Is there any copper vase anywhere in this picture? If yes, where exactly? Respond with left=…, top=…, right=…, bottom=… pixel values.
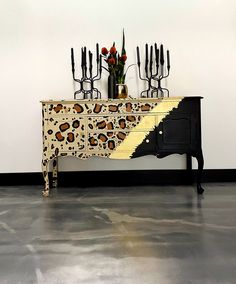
left=116, top=84, right=128, bottom=99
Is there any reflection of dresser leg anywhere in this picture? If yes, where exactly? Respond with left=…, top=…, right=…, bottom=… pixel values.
left=52, top=158, right=58, bottom=188
left=195, top=149, right=204, bottom=194
left=42, top=159, right=50, bottom=197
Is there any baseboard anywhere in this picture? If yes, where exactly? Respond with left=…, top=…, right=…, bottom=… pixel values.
left=0, top=169, right=235, bottom=187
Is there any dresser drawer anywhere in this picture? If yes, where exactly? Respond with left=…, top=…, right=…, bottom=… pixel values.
left=87, top=131, right=128, bottom=152
left=44, top=117, right=86, bottom=152
left=87, top=115, right=157, bottom=132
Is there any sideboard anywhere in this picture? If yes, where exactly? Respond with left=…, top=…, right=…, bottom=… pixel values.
left=41, top=96, right=204, bottom=196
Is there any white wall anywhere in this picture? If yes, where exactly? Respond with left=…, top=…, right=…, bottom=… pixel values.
left=0, top=0, right=236, bottom=173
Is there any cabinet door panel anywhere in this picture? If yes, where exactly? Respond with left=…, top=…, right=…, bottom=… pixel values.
left=162, top=118, right=191, bottom=144
left=157, top=114, right=195, bottom=151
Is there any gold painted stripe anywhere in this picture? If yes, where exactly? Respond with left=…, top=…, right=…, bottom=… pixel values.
left=109, top=97, right=184, bottom=159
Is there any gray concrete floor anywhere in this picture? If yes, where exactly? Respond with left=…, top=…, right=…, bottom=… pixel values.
left=0, top=183, right=236, bottom=284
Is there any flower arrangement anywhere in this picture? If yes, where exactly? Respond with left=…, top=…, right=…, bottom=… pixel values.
left=101, top=30, right=128, bottom=84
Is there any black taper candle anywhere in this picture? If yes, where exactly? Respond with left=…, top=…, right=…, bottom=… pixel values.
left=84, top=47, right=87, bottom=66
left=81, top=47, right=85, bottom=77
left=89, top=51, right=93, bottom=77
left=84, top=47, right=87, bottom=77
left=160, top=44, right=164, bottom=65
left=89, top=51, right=92, bottom=69
left=145, top=43, right=149, bottom=71
left=136, top=46, right=140, bottom=66
left=71, top=48, right=75, bottom=73
left=81, top=47, right=84, bottom=67
left=154, top=43, right=159, bottom=75
left=150, top=45, right=153, bottom=73
left=96, top=43, right=99, bottom=63
left=154, top=43, right=158, bottom=65
left=167, top=50, right=170, bottom=70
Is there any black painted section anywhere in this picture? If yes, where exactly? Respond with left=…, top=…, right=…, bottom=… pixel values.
left=0, top=169, right=235, bottom=187
left=131, top=97, right=204, bottom=193
left=132, top=97, right=202, bottom=158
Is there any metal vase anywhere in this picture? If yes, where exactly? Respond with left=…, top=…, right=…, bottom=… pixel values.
left=116, top=84, right=128, bottom=99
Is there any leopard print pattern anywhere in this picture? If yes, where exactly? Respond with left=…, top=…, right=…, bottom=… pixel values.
left=41, top=98, right=184, bottom=195
left=42, top=100, right=163, bottom=161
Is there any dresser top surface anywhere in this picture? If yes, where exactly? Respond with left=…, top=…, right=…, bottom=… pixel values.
left=41, top=96, right=202, bottom=104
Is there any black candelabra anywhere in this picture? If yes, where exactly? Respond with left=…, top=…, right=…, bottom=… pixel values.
left=136, top=43, right=170, bottom=98
left=71, top=43, right=102, bottom=99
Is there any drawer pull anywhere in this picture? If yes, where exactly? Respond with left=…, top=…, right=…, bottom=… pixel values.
left=159, top=131, right=163, bottom=135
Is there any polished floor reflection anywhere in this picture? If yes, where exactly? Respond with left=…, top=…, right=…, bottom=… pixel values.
left=0, top=183, right=236, bottom=284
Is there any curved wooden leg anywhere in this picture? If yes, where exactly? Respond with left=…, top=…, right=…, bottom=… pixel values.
left=195, top=149, right=204, bottom=194
left=52, top=158, right=58, bottom=188
left=42, top=159, right=50, bottom=197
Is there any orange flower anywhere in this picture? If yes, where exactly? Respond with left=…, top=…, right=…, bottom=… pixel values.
left=101, top=47, right=108, bottom=55
left=120, top=54, right=127, bottom=62
left=110, top=46, right=116, bottom=54
left=107, top=57, right=116, bottom=65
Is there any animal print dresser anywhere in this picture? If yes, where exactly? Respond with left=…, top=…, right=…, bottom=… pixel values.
left=41, top=97, right=204, bottom=196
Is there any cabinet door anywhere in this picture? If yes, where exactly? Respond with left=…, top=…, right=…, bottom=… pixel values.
left=157, top=114, right=197, bottom=152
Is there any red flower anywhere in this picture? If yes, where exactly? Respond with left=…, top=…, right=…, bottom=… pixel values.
left=109, top=46, right=116, bottom=54
left=107, top=57, right=116, bottom=65
left=120, top=54, right=127, bottom=62
left=100, top=31, right=131, bottom=84
left=101, top=47, right=108, bottom=55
